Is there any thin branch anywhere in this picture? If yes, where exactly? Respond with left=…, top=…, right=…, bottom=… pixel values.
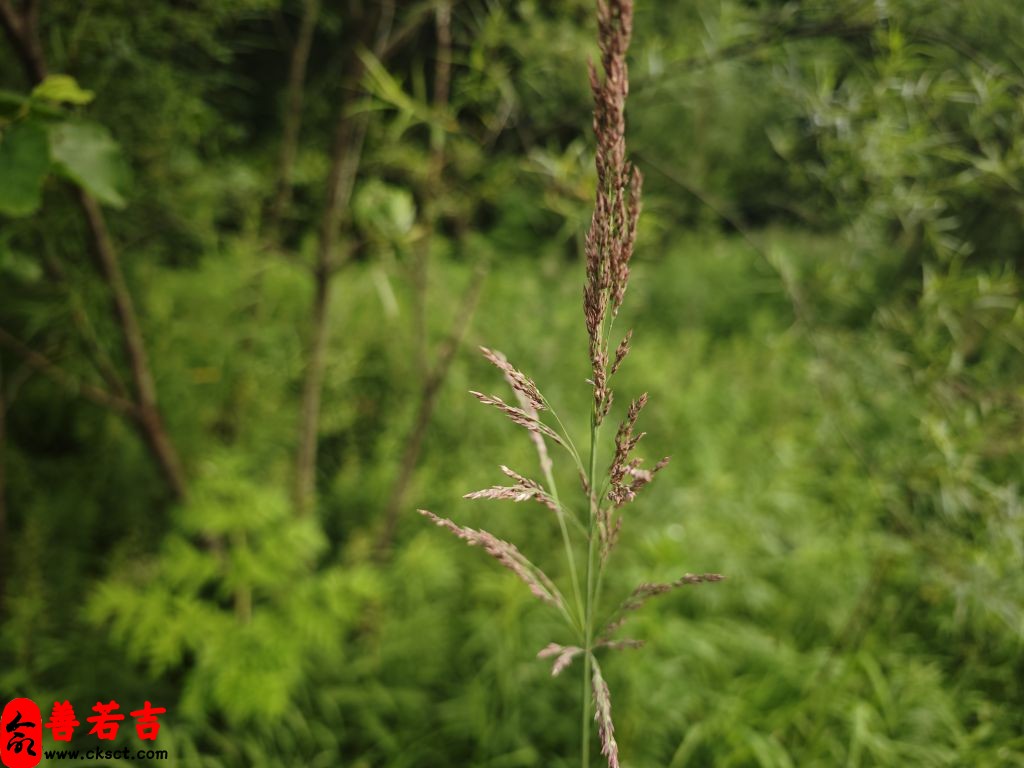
left=0, top=0, right=17, bottom=37
left=0, top=0, right=45, bottom=82
left=648, top=149, right=904, bottom=525
left=411, top=0, right=453, bottom=377
left=293, top=100, right=368, bottom=517
left=0, top=327, right=137, bottom=416
left=375, top=261, right=488, bottom=555
left=293, top=0, right=396, bottom=516
left=265, top=0, right=321, bottom=235
left=78, top=190, right=188, bottom=500
left=378, top=3, right=432, bottom=61
left=39, top=249, right=130, bottom=399
left=633, top=16, right=876, bottom=97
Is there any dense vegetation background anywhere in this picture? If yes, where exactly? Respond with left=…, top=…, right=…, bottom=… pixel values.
left=1, top=0, right=1022, bottom=765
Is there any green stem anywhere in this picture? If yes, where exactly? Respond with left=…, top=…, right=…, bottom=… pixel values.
left=581, top=413, right=601, bottom=768
left=547, top=401, right=586, bottom=479
left=582, top=634, right=592, bottom=767
left=554, top=592, right=583, bottom=635
left=593, top=564, right=607, bottom=639
left=543, top=464, right=586, bottom=633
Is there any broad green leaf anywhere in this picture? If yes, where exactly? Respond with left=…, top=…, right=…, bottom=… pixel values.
left=31, top=74, right=95, bottom=106
left=0, top=120, right=50, bottom=217
left=353, top=179, right=416, bottom=242
left=48, top=121, right=130, bottom=208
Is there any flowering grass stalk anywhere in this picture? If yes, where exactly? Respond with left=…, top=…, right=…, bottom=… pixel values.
left=419, top=1, right=722, bottom=764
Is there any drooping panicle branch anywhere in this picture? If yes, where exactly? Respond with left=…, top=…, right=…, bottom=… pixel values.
left=590, top=656, right=620, bottom=768
left=538, top=639, right=641, bottom=679
left=610, top=394, right=647, bottom=481
left=480, top=347, right=546, bottom=412
left=469, top=390, right=565, bottom=447
left=593, top=393, right=668, bottom=563
left=601, top=573, right=726, bottom=638
left=484, top=347, right=554, bottom=477
left=607, top=393, right=669, bottom=510
left=584, top=0, right=643, bottom=424
left=418, top=509, right=568, bottom=610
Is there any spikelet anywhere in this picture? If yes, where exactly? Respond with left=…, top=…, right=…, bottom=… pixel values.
left=610, top=330, right=632, bottom=376
left=537, top=643, right=584, bottom=677
left=480, top=347, right=546, bottom=412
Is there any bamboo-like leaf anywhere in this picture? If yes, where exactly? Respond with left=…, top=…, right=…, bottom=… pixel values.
left=356, top=46, right=457, bottom=132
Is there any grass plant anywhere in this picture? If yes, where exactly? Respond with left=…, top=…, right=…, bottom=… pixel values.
left=419, top=2, right=722, bottom=764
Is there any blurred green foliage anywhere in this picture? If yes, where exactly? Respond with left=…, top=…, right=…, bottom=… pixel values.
left=0, top=1, right=1021, bottom=766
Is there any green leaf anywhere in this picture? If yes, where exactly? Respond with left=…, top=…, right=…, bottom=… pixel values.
left=0, top=120, right=50, bottom=217
left=48, top=121, right=130, bottom=208
left=0, top=88, right=29, bottom=112
left=31, top=74, right=95, bottom=106
left=353, top=179, right=416, bottom=242
left=0, top=242, right=43, bottom=282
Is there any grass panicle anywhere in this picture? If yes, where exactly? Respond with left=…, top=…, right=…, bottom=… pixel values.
left=418, top=1, right=722, bottom=764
